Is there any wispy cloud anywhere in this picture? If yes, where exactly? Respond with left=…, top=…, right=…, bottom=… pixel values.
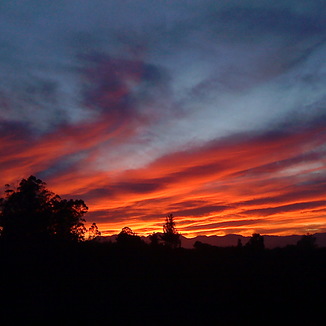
left=0, top=0, right=325, bottom=236
left=25, top=123, right=324, bottom=236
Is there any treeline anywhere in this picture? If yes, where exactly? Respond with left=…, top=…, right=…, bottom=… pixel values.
left=0, top=175, right=320, bottom=252
left=0, top=176, right=89, bottom=242
left=0, top=176, right=181, bottom=247
left=1, top=176, right=325, bottom=325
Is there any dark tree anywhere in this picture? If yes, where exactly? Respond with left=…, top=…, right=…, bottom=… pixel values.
left=116, top=226, right=144, bottom=247
left=88, top=222, right=101, bottom=241
left=297, top=233, right=317, bottom=250
left=160, top=214, right=181, bottom=249
left=119, top=226, right=135, bottom=236
left=149, top=232, right=161, bottom=247
left=245, top=233, right=265, bottom=251
left=0, top=176, right=88, bottom=242
left=50, top=198, right=87, bottom=241
left=194, top=240, right=213, bottom=250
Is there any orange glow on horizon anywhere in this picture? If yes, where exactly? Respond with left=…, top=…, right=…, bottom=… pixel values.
left=1, top=125, right=326, bottom=238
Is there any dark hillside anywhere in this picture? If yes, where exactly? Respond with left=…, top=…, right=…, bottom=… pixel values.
left=1, top=241, right=325, bottom=325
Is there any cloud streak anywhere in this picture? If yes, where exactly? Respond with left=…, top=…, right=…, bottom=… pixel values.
left=0, top=0, right=325, bottom=236
left=3, top=120, right=323, bottom=236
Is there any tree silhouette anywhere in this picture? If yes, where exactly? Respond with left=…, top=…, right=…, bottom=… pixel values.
left=160, top=214, right=181, bottom=248
left=0, top=176, right=88, bottom=242
left=297, top=233, right=317, bottom=250
left=116, top=226, right=143, bottom=247
left=245, top=233, right=264, bottom=251
left=88, top=222, right=101, bottom=240
left=149, top=232, right=161, bottom=247
left=120, top=226, right=135, bottom=236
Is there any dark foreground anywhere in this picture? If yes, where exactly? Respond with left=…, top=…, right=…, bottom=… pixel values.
left=1, top=241, right=325, bottom=325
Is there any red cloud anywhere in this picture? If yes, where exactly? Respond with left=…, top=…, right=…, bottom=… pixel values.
left=79, top=127, right=326, bottom=236
left=1, top=122, right=325, bottom=237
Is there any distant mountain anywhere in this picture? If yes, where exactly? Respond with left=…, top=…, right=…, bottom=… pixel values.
left=181, top=233, right=326, bottom=249
left=184, top=233, right=326, bottom=248
left=180, top=234, right=242, bottom=249
left=97, top=232, right=326, bottom=249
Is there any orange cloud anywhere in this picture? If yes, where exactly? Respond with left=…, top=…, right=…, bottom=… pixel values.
left=75, top=127, right=326, bottom=236
left=1, top=123, right=325, bottom=238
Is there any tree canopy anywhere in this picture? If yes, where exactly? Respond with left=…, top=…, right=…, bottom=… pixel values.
left=0, top=176, right=88, bottom=242
left=116, top=226, right=144, bottom=248
left=245, top=233, right=265, bottom=251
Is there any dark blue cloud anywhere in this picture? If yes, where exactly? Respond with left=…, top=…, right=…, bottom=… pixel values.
left=214, top=5, right=326, bottom=38
left=1, top=0, right=325, bottom=143
left=79, top=53, right=170, bottom=113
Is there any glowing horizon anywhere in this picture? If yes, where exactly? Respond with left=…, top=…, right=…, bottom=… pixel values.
left=1, top=123, right=325, bottom=238
left=0, top=1, right=325, bottom=237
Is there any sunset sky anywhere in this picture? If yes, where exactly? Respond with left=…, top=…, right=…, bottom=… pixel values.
left=0, top=0, right=326, bottom=237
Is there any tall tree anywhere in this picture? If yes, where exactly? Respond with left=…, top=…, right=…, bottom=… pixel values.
left=88, top=222, right=101, bottom=241
left=160, top=214, right=181, bottom=249
left=0, top=176, right=88, bottom=242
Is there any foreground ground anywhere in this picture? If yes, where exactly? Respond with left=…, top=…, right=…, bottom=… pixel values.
left=1, top=241, right=325, bottom=325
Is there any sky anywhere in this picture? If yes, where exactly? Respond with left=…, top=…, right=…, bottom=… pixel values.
left=0, top=0, right=326, bottom=237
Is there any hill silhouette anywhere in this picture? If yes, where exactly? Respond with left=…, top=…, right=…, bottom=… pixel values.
left=97, top=232, right=326, bottom=249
